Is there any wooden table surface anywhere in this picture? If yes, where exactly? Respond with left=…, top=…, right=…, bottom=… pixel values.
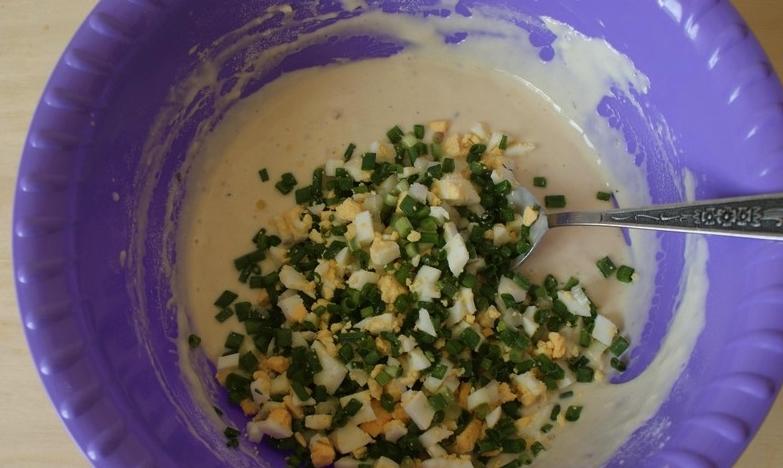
left=0, top=1, right=780, bottom=466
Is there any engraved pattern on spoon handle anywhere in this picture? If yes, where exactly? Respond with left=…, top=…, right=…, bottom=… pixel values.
left=547, top=193, right=783, bottom=240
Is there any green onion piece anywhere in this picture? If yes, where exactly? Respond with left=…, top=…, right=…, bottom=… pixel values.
left=338, top=345, right=354, bottom=363
left=575, top=366, right=594, bottom=383
left=611, top=357, right=627, bottom=372
left=188, top=334, right=202, bottom=348
left=541, top=423, right=553, bottom=434
left=362, top=153, right=376, bottom=170
left=224, top=426, right=241, bottom=439
left=559, top=391, right=574, bottom=399
left=275, top=172, right=298, bottom=195
left=427, top=164, right=443, bottom=178
left=214, top=290, right=238, bottom=308
left=381, top=393, right=395, bottom=412
left=467, top=144, right=487, bottom=162
left=343, top=143, right=356, bottom=161
left=387, top=126, right=404, bottom=144
left=460, top=273, right=477, bottom=288
left=291, top=381, right=310, bottom=401
left=459, top=327, right=481, bottom=349
left=215, top=308, right=233, bottom=323
left=234, top=302, right=252, bottom=321
left=419, top=231, right=439, bottom=244
left=414, top=124, right=425, bottom=139
left=502, top=439, right=526, bottom=453
left=399, top=195, right=418, bottom=216
left=616, top=265, right=635, bottom=283
left=393, top=216, right=413, bottom=237
left=564, top=405, right=583, bottom=422
left=364, top=350, right=381, bottom=365
left=375, top=370, right=392, bottom=386
left=579, top=328, right=592, bottom=347
left=275, top=329, right=292, bottom=348
left=343, top=398, right=363, bottom=416
left=499, top=134, right=508, bottom=150
left=258, top=168, right=269, bottom=182
left=533, top=176, right=547, bottom=187
left=544, top=195, right=566, bottom=209
left=430, top=143, right=444, bottom=160
left=550, top=404, right=561, bottom=421
left=294, top=185, right=313, bottom=204
left=224, top=332, right=244, bottom=351
left=531, top=441, right=546, bottom=456
left=596, top=256, right=617, bottom=277
left=428, top=393, right=448, bottom=411
left=474, top=403, right=491, bottom=419
left=442, top=158, right=455, bottom=173
left=430, top=363, right=448, bottom=379
left=239, top=351, right=259, bottom=373
left=608, top=335, right=630, bottom=356
left=597, top=191, right=612, bottom=201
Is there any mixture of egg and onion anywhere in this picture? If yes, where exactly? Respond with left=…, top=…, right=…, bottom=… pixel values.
left=187, top=122, right=634, bottom=467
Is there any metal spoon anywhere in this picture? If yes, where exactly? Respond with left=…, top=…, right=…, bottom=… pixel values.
left=509, top=188, right=783, bottom=269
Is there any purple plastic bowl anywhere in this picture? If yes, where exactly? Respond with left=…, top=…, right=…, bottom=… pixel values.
left=13, top=0, right=783, bottom=467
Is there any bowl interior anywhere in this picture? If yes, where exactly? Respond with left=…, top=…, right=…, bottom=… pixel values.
left=14, top=0, right=783, bottom=466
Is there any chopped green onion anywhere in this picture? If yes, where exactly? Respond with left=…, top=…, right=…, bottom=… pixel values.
left=498, top=134, right=508, bottom=150
left=608, top=335, right=630, bottom=356
left=387, top=126, right=404, bottom=144
left=611, top=357, right=627, bottom=372
left=616, top=265, right=635, bottom=283
left=544, top=195, right=566, bottom=209
left=393, top=216, right=413, bottom=237
left=214, top=290, right=238, bottom=308
left=559, top=391, right=574, bottom=399
left=258, top=168, right=269, bottom=182
left=224, top=332, right=244, bottom=351
left=399, top=195, right=418, bottom=216
left=381, top=393, right=395, bottom=412
left=578, top=328, right=591, bottom=347
left=597, top=191, right=612, bottom=201
left=430, top=143, right=444, bottom=160
left=291, top=381, right=310, bottom=401
left=375, top=370, right=392, bottom=386
left=550, top=404, right=561, bottom=421
left=596, top=256, right=617, bottom=277
left=459, top=328, right=481, bottom=349
left=215, top=308, right=233, bottom=323
left=531, top=441, right=546, bottom=456
left=188, top=334, right=202, bottom=348
left=239, top=351, right=259, bottom=373
left=502, top=439, right=526, bottom=453
left=428, top=393, right=449, bottom=411
left=467, top=144, right=487, bottom=162
left=575, top=366, right=594, bottom=383
left=533, top=176, right=547, bottom=188
left=294, top=185, right=313, bottom=204
left=275, top=172, right=298, bottom=194
left=564, top=405, right=582, bottom=422
left=430, top=363, right=448, bottom=379
left=414, top=124, right=425, bottom=139
left=343, top=143, right=356, bottom=161
left=361, top=153, right=376, bottom=170
left=275, top=329, right=292, bottom=348
left=541, top=423, right=553, bottom=433
left=442, top=158, right=455, bottom=173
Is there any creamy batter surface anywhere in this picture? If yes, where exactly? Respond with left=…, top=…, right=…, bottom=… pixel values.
left=144, top=4, right=711, bottom=466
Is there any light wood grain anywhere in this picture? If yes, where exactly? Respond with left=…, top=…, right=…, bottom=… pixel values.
left=0, top=1, right=780, bottom=466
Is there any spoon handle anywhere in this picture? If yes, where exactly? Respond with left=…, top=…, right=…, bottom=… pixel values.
left=547, top=193, right=783, bottom=240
